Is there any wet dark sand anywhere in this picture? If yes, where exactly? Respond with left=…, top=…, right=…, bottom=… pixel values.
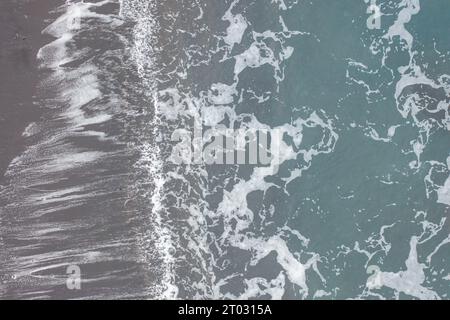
left=0, top=2, right=161, bottom=299
left=0, top=0, right=62, bottom=182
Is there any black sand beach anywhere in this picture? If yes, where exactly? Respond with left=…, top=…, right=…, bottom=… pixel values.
left=0, top=0, right=61, bottom=181
left=0, top=1, right=160, bottom=299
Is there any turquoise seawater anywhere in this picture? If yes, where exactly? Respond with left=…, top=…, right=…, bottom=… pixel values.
left=129, top=0, right=450, bottom=299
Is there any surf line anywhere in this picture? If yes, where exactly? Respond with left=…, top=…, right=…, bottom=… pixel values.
left=178, top=304, right=213, bottom=318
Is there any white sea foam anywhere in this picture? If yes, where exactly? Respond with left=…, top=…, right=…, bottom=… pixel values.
left=208, top=83, right=238, bottom=106
left=437, top=157, right=450, bottom=206
left=340, top=0, right=450, bottom=300
left=38, top=0, right=119, bottom=69
left=366, top=236, right=440, bottom=300
left=184, top=0, right=331, bottom=298
left=37, top=2, right=122, bottom=136
left=9, top=1, right=122, bottom=179
left=222, top=1, right=248, bottom=49
left=130, top=0, right=328, bottom=298
left=204, top=107, right=337, bottom=298
left=351, top=0, right=450, bottom=206
left=119, top=0, right=180, bottom=299
left=22, top=122, right=39, bottom=138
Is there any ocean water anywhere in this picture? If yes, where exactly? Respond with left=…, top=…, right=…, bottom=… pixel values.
left=0, top=0, right=449, bottom=299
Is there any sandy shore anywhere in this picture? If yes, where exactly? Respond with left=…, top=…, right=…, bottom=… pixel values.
left=0, top=0, right=62, bottom=182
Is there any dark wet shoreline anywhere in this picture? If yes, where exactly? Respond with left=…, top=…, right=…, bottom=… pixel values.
left=0, top=0, right=62, bottom=182
left=0, top=1, right=163, bottom=299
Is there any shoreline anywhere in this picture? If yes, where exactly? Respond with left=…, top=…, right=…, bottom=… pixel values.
left=0, top=0, right=62, bottom=182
